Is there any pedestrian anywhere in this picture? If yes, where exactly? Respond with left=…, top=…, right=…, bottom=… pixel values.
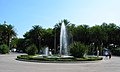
left=109, top=51, right=112, bottom=59
left=97, top=50, right=99, bottom=57
left=105, top=51, right=108, bottom=57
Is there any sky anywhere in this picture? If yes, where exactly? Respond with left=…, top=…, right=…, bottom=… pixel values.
left=0, top=0, right=120, bottom=38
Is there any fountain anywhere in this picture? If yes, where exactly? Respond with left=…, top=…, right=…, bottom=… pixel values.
left=18, top=21, right=102, bottom=62
left=44, top=47, right=49, bottom=56
left=60, top=22, right=69, bottom=56
left=37, top=22, right=73, bottom=59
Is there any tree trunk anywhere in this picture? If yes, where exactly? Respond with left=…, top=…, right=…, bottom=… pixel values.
left=54, top=31, right=56, bottom=54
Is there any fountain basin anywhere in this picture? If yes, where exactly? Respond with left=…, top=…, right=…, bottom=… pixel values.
left=35, top=55, right=74, bottom=59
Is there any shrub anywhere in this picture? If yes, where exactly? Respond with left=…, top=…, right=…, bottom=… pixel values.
left=0, top=44, right=9, bottom=54
left=69, top=42, right=88, bottom=58
left=26, top=44, right=38, bottom=55
left=17, top=55, right=103, bottom=61
left=112, top=48, right=120, bottom=56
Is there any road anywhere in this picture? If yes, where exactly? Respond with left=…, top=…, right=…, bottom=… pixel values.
left=0, top=53, right=120, bottom=72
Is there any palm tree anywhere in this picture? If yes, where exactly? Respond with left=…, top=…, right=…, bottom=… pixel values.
left=5, top=24, right=16, bottom=49
left=0, top=22, right=16, bottom=50
left=28, top=25, right=43, bottom=53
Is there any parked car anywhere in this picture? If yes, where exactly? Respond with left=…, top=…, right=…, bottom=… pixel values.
left=11, top=48, right=16, bottom=52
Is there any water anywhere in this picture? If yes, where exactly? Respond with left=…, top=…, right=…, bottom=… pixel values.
left=45, top=47, right=49, bottom=56
left=60, top=22, right=68, bottom=56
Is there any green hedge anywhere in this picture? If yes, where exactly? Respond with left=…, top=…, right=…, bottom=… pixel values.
left=112, top=48, right=120, bottom=56
left=26, top=44, right=38, bottom=55
left=0, top=44, right=9, bottom=54
left=69, top=42, right=88, bottom=58
left=17, top=55, right=103, bottom=61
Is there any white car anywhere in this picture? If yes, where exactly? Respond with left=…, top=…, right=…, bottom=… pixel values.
left=11, top=48, right=16, bottom=52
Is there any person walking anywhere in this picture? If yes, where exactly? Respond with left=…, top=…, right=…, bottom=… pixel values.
left=109, top=51, right=112, bottom=59
left=105, top=51, right=108, bottom=57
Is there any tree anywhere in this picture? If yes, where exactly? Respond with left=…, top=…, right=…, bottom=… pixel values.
left=42, top=28, right=54, bottom=50
left=67, top=24, right=76, bottom=44
left=16, top=38, right=26, bottom=52
left=73, top=25, right=90, bottom=44
left=0, top=23, right=16, bottom=50
left=10, top=38, right=18, bottom=49
left=24, top=25, right=44, bottom=53
left=6, top=25, right=17, bottom=49
left=89, top=25, right=108, bottom=55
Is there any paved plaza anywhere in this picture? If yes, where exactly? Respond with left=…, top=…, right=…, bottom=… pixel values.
left=0, top=53, right=120, bottom=72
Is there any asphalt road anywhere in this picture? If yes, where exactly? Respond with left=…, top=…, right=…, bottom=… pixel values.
left=0, top=53, right=120, bottom=72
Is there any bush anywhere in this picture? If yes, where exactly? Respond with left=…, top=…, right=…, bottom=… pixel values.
left=112, top=48, right=120, bottom=56
left=26, top=44, right=38, bottom=55
left=69, top=42, right=88, bottom=58
left=0, top=44, right=9, bottom=54
left=17, top=55, right=103, bottom=61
